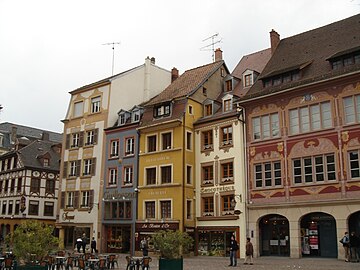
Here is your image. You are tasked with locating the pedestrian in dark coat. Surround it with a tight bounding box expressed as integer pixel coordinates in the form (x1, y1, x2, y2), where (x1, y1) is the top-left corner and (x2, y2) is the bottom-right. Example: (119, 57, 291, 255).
(91, 237, 97, 253)
(244, 237, 254, 265)
(228, 235, 238, 267)
(350, 231, 360, 262)
(82, 233, 87, 253)
(76, 237, 83, 253)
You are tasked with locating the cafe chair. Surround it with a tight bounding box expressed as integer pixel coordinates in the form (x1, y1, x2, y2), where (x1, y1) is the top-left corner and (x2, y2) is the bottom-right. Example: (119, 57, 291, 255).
(125, 256, 135, 270)
(98, 258, 108, 270)
(65, 256, 74, 270)
(4, 257, 14, 270)
(142, 257, 152, 270)
(108, 254, 119, 269)
(77, 258, 88, 270)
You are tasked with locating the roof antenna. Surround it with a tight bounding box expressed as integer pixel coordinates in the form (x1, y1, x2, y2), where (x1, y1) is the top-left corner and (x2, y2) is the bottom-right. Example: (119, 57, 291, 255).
(200, 33, 222, 62)
(103, 41, 121, 76)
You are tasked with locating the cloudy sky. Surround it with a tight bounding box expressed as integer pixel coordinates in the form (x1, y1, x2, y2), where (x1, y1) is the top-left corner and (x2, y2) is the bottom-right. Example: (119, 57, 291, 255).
(0, 0, 359, 133)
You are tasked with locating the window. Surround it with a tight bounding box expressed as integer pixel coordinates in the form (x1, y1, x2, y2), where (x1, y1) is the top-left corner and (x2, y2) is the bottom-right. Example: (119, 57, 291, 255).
(221, 126, 233, 147)
(147, 135, 157, 152)
(160, 200, 171, 219)
(0, 135, 3, 147)
(154, 103, 171, 118)
(133, 110, 141, 122)
(67, 192, 75, 208)
(91, 96, 101, 113)
(145, 201, 155, 219)
(162, 132, 172, 150)
(119, 113, 126, 125)
(186, 165, 192, 184)
(8, 200, 13, 215)
(203, 87, 207, 96)
(45, 180, 55, 194)
(205, 104, 212, 116)
(202, 197, 214, 216)
(71, 133, 81, 148)
(343, 94, 360, 124)
(17, 178, 22, 193)
(123, 166, 133, 185)
(28, 200, 39, 215)
(73, 101, 84, 117)
(293, 154, 336, 184)
(225, 80, 233, 91)
(85, 129, 97, 145)
(44, 202, 54, 216)
(4, 180, 8, 193)
(146, 167, 156, 185)
(188, 105, 193, 115)
(108, 168, 117, 186)
(223, 99, 232, 112)
(30, 178, 40, 193)
(263, 70, 300, 87)
(202, 165, 214, 185)
(81, 191, 90, 207)
(289, 102, 332, 135)
(244, 74, 252, 87)
(330, 52, 360, 69)
(349, 150, 360, 179)
(202, 130, 213, 151)
(69, 160, 80, 177)
(186, 200, 192, 219)
(221, 162, 234, 183)
(161, 165, 172, 184)
(252, 113, 279, 140)
(43, 158, 49, 167)
(118, 201, 132, 219)
(10, 179, 15, 193)
(255, 161, 282, 188)
(186, 132, 192, 150)
(125, 137, 135, 156)
(110, 140, 119, 158)
(83, 159, 94, 176)
(222, 195, 234, 215)
(1, 201, 6, 215)
(15, 200, 20, 215)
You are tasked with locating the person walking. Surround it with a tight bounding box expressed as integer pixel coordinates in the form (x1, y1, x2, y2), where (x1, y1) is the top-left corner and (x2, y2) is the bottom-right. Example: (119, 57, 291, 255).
(82, 233, 87, 253)
(244, 237, 254, 265)
(228, 234, 238, 267)
(91, 237, 97, 253)
(141, 237, 149, 256)
(340, 231, 350, 262)
(76, 237, 83, 253)
(349, 231, 359, 262)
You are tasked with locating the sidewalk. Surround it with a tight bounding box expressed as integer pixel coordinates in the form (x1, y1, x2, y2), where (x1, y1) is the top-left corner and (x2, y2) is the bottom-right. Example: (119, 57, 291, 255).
(113, 254, 360, 270)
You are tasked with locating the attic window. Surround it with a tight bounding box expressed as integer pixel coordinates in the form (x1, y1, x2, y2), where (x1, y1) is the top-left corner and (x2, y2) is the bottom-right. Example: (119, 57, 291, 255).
(0, 134, 3, 147)
(43, 158, 49, 167)
(205, 104, 213, 116)
(154, 103, 171, 118)
(263, 70, 300, 88)
(225, 80, 233, 92)
(223, 99, 232, 112)
(244, 74, 252, 87)
(119, 113, 126, 125)
(133, 110, 141, 122)
(203, 87, 207, 96)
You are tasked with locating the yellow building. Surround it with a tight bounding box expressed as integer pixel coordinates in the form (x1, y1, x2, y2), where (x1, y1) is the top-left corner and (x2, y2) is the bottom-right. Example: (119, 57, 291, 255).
(135, 50, 230, 251)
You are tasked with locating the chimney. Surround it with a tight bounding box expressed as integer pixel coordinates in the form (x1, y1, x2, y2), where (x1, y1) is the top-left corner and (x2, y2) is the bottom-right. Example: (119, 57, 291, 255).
(214, 48, 223, 62)
(150, 57, 155, 64)
(42, 132, 50, 141)
(270, 29, 280, 54)
(11, 126, 17, 144)
(171, 67, 179, 82)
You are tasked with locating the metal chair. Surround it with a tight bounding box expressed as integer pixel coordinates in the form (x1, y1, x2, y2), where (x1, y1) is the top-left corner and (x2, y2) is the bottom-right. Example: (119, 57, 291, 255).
(65, 256, 74, 270)
(4, 258, 13, 270)
(77, 258, 88, 270)
(98, 258, 108, 270)
(142, 257, 152, 270)
(108, 254, 118, 269)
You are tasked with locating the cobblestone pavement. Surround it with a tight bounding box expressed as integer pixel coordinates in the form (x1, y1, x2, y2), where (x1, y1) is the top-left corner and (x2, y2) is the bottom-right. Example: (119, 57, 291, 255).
(112, 254, 360, 270)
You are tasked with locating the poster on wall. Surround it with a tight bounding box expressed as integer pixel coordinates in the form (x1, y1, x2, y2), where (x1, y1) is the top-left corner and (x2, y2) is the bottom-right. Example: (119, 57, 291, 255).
(309, 236, 319, 249)
(302, 236, 310, 255)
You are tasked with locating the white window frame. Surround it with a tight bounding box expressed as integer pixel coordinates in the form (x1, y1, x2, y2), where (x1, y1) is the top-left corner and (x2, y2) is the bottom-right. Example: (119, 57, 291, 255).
(343, 94, 360, 124)
(110, 140, 119, 157)
(254, 161, 282, 188)
(67, 192, 74, 207)
(125, 137, 135, 156)
(91, 96, 101, 113)
(81, 191, 90, 207)
(86, 130, 95, 145)
(349, 150, 360, 179)
(108, 168, 117, 186)
(83, 159, 92, 176)
(133, 110, 141, 122)
(71, 133, 80, 148)
(123, 166, 133, 185)
(252, 113, 280, 140)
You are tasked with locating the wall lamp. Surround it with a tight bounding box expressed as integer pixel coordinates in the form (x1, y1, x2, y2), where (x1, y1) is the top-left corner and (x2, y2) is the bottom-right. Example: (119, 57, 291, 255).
(231, 195, 243, 215)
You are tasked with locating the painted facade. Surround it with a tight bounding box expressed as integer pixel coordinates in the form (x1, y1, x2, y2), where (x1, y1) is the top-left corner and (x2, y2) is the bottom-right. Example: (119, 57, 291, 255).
(237, 14, 360, 259)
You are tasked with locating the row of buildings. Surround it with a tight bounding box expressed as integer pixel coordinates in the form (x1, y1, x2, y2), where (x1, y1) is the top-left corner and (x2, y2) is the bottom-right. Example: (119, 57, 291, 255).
(1, 14, 359, 259)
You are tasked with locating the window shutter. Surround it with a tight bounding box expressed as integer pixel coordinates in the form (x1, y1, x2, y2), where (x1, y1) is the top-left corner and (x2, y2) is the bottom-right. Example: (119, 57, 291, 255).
(63, 162, 68, 177)
(74, 191, 79, 209)
(79, 131, 84, 147)
(65, 134, 70, 149)
(91, 158, 96, 176)
(60, 192, 65, 209)
(76, 160, 81, 176)
(90, 190, 94, 205)
(94, 129, 98, 144)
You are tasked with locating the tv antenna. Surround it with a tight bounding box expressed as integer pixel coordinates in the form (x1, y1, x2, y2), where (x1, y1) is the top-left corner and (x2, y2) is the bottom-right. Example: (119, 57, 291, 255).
(103, 41, 121, 76)
(200, 33, 222, 62)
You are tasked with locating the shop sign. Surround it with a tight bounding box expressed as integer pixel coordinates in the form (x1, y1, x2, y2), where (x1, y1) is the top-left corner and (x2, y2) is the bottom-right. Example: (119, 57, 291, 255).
(200, 185, 235, 194)
(136, 222, 179, 231)
(104, 190, 136, 200)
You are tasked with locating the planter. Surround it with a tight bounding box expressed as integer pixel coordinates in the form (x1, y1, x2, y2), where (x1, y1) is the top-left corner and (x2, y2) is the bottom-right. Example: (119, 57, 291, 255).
(159, 257, 183, 270)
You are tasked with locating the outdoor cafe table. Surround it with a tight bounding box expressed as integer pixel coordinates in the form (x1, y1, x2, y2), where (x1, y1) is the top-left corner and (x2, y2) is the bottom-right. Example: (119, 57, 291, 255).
(55, 256, 66, 270)
(88, 258, 99, 270)
(130, 257, 143, 270)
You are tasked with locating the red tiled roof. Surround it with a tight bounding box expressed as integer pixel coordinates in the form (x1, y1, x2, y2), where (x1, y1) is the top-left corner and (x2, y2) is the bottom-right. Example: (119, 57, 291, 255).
(146, 61, 224, 105)
(232, 48, 271, 78)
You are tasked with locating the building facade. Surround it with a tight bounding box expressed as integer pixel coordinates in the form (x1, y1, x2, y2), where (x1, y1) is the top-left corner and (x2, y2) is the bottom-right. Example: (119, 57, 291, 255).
(237, 14, 360, 259)
(0, 129, 62, 239)
(57, 57, 171, 250)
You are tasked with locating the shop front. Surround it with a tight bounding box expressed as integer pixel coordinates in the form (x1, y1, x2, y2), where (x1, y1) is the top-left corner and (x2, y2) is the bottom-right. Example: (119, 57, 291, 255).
(300, 212, 337, 258)
(104, 224, 131, 253)
(135, 221, 179, 253)
(196, 227, 238, 256)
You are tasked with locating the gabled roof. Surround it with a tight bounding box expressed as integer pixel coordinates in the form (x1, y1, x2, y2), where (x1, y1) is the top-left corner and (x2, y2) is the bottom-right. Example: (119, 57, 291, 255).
(241, 14, 360, 102)
(145, 60, 225, 106)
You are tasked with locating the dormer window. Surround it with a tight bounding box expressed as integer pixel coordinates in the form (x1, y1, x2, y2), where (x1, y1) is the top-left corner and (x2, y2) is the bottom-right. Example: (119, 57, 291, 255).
(133, 110, 141, 122)
(327, 47, 360, 70)
(225, 80, 233, 92)
(0, 134, 3, 147)
(224, 99, 232, 112)
(244, 74, 253, 87)
(204, 104, 213, 116)
(119, 113, 126, 125)
(43, 158, 49, 167)
(154, 103, 171, 118)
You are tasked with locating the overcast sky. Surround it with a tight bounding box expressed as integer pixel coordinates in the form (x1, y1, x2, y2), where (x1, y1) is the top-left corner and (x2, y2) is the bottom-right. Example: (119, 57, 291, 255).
(0, 0, 359, 133)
